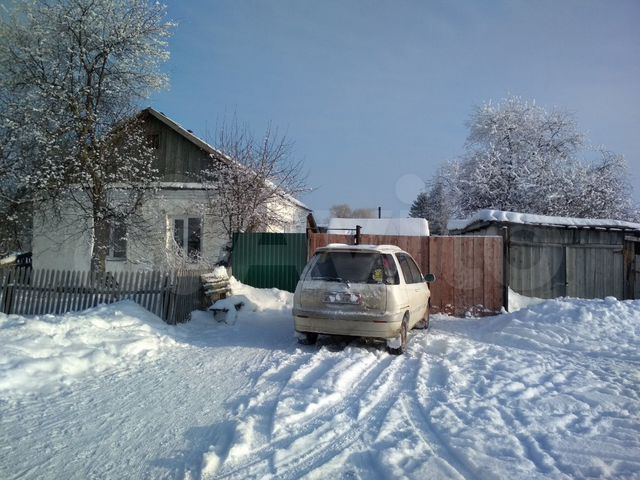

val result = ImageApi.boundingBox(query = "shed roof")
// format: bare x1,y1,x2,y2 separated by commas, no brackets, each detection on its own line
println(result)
318,244,404,253
328,218,430,236
448,209,640,233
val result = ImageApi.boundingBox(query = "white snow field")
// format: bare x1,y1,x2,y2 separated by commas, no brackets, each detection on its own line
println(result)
1,281,639,480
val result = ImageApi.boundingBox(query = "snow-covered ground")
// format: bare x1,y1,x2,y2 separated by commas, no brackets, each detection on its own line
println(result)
1,281,639,479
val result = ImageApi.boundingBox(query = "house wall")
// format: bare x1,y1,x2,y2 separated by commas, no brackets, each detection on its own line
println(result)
108,189,229,272
32,189,309,272
32,203,93,271
265,197,309,233
457,223,635,300
32,190,228,272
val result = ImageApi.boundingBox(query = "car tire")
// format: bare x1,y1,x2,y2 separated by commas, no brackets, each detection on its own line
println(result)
298,332,318,345
387,315,408,355
415,309,430,330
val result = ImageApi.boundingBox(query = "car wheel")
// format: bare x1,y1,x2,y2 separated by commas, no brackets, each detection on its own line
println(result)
415,309,430,330
298,332,318,345
387,315,408,355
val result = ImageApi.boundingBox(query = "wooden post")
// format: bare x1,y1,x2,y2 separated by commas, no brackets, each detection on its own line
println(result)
4,268,16,314
501,226,510,311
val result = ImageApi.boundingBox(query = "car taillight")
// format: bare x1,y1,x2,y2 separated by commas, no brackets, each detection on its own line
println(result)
323,292,363,305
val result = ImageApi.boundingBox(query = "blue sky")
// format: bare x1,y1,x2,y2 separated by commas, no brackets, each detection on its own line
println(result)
150,0,640,220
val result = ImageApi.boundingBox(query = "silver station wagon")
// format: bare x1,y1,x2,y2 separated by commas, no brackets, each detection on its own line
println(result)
293,244,434,354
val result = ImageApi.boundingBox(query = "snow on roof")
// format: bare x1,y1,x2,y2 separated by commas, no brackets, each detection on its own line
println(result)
327,218,430,236
319,244,404,253
448,209,640,232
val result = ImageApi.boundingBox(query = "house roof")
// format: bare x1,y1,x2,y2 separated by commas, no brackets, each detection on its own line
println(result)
448,209,640,233
327,218,430,236
142,107,311,211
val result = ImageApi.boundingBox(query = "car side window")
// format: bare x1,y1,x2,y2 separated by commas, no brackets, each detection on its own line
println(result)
397,253,423,284
406,256,423,284
381,254,399,285
397,254,414,284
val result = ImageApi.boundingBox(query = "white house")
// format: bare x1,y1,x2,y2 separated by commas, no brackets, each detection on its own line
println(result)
31,108,311,272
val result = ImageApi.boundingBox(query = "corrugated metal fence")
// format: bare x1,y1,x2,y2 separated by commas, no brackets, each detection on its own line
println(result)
309,233,504,316
0,268,207,324
232,233,308,292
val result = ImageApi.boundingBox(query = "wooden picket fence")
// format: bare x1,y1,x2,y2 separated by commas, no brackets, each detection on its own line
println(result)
309,233,504,316
0,268,207,324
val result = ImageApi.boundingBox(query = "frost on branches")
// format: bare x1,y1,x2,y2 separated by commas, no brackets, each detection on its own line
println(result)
0,0,173,271
413,96,637,225
199,120,308,242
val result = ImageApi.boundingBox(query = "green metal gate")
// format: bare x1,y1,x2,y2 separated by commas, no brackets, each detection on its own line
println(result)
231,233,308,292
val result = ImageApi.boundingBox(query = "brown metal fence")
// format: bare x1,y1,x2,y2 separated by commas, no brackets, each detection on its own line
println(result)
0,268,207,324
309,233,504,316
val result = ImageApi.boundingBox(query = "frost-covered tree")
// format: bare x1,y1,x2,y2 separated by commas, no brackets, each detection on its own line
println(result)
443,96,636,221
578,149,637,220
0,0,173,271
200,120,308,241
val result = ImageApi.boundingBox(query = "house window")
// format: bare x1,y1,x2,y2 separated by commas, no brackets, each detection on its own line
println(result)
109,222,127,260
172,217,202,258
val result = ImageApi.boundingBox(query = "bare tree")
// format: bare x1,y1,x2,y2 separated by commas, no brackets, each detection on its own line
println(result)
200,119,308,241
0,0,173,271
329,204,375,218
330,204,353,218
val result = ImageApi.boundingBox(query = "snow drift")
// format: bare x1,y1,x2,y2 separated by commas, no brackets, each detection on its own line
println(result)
0,283,638,479
0,301,177,396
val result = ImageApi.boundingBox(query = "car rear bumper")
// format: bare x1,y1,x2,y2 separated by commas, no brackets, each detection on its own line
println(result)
293,308,404,339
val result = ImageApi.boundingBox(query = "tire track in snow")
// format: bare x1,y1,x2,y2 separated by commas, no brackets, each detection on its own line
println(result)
210,350,313,469
401,337,484,480
213,348,406,479
493,398,562,476
266,354,408,479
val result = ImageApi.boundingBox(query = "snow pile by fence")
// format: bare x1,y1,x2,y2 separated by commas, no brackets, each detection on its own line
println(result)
208,276,293,325
507,287,546,311
0,301,177,396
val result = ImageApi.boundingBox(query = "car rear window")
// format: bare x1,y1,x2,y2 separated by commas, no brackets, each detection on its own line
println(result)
309,251,399,285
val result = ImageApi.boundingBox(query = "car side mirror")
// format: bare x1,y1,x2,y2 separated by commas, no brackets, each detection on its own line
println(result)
424,273,436,283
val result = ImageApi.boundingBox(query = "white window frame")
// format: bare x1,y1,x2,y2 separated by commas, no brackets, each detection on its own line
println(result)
170,216,203,259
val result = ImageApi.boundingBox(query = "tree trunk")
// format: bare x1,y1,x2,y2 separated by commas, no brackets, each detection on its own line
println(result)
91,216,110,273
